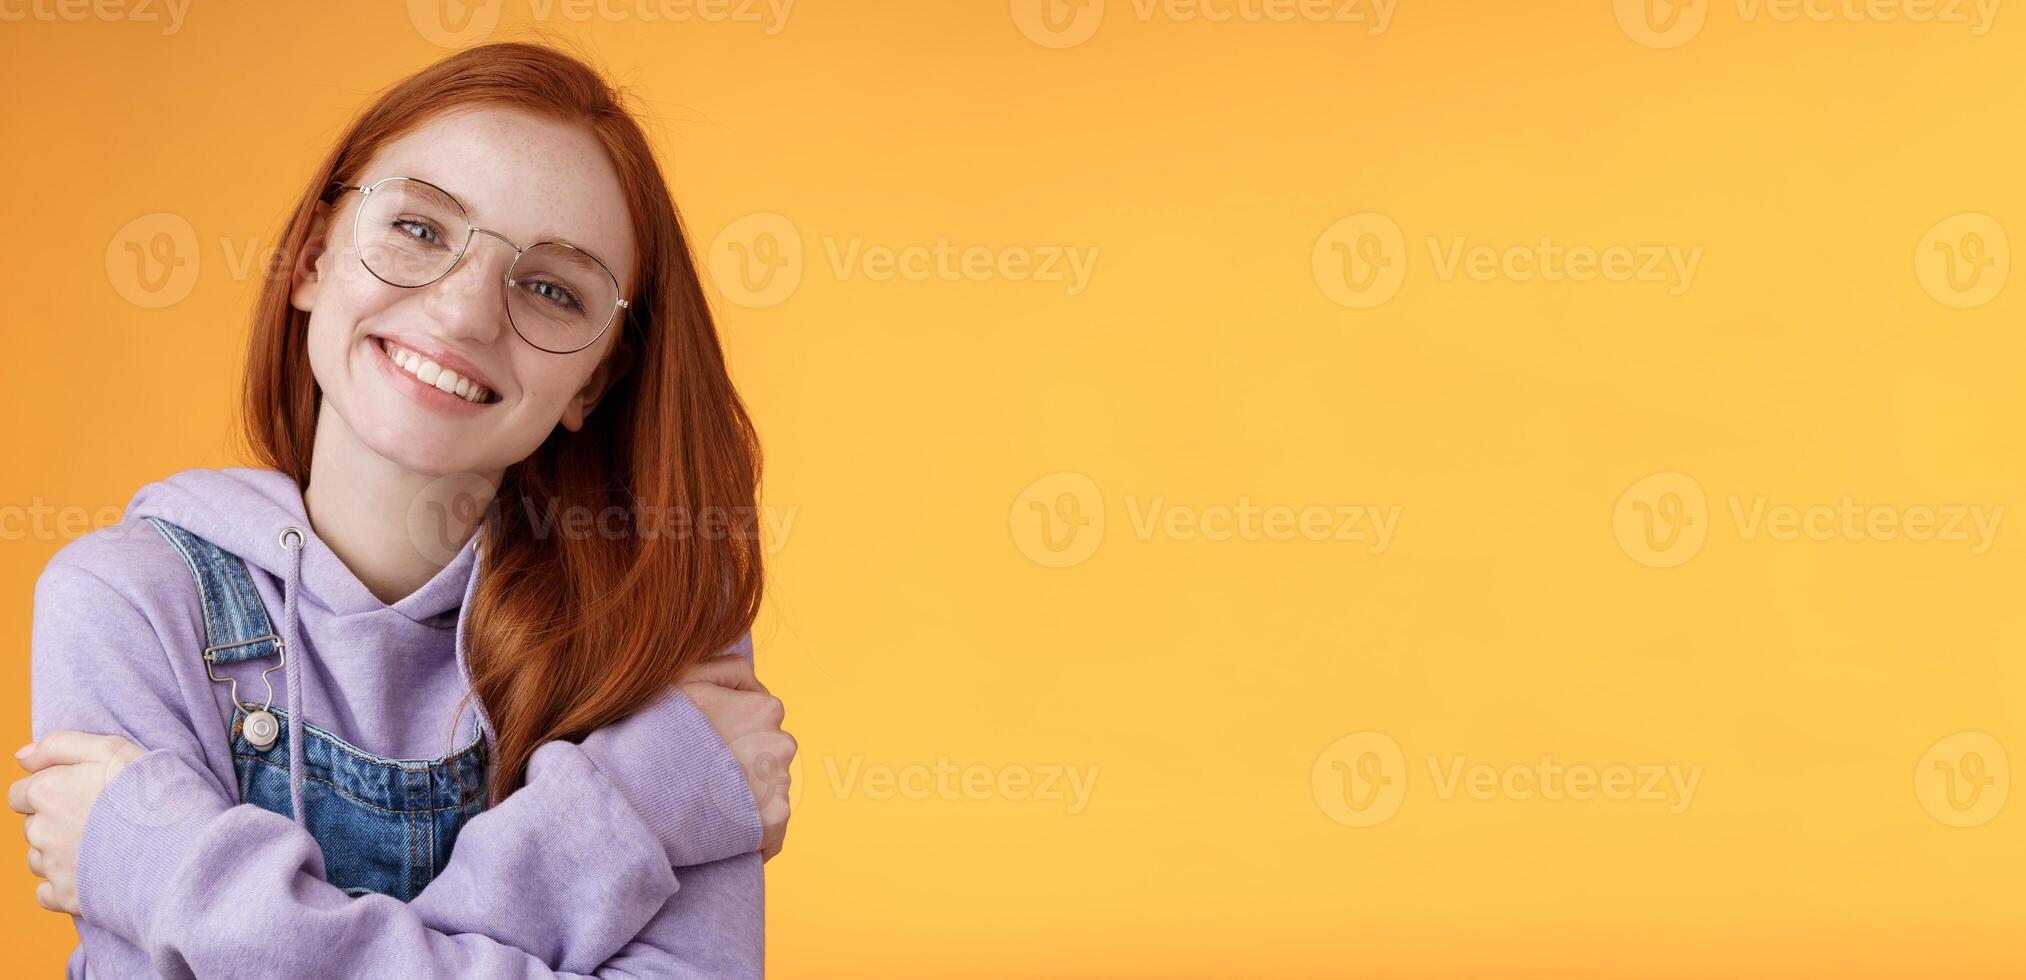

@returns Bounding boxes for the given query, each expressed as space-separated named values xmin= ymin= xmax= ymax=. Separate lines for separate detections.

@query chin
xmin=391 ymin=448 xmax=479 ymax=480
xmin=357 ymin=419 xmax=490 ymax=478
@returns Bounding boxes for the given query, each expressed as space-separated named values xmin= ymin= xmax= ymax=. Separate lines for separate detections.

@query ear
xmin=558 ymin=345 xmax=624 ymax=433
xmin=289 ymin=202 xmax=333 ymax=314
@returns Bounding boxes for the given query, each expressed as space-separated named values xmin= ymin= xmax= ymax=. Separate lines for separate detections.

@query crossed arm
xmin=10 ymin=559 xmax=793 ymax=978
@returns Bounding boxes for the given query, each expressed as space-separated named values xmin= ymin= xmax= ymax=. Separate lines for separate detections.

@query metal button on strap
xmin=244 ymin=709 xmax=280 ymax=750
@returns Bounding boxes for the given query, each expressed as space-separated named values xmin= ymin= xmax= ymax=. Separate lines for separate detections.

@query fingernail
xmin=15 ymin=742 xmax=33 ymax=759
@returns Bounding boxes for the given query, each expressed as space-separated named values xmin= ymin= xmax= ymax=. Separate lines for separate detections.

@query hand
xmin=679 ymin=656 xmax=795 ymax=862
xmin=8 ymin=732 xmax=146 ymax=915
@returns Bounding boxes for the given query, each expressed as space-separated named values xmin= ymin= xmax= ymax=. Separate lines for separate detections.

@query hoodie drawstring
xmin=279 ymin=526 xmax=308 ymax=829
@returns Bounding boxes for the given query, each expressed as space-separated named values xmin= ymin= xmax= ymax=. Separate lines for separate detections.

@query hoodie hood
xmin=125 ymin=466 xmax=488 ymax=829
xmin=127 ymin=467 xmax=478 ymax=622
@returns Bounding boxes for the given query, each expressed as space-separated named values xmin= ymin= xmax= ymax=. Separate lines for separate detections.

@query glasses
xmin=329 ymin=176 xmax=628 ymax=354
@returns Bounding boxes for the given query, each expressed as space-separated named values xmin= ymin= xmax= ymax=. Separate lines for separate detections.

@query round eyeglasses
xmin=329 ymin=176 xmax=629 ymax=354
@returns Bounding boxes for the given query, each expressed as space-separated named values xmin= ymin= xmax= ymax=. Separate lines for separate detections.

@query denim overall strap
xmin=143 ymin=516 xmax=490 ymax=900
xmin=145 ymin=517 xmax=284 ymax=685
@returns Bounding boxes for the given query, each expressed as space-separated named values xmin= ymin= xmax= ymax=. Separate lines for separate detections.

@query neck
xmin=303 ymin=402 xmax=501 ymax=605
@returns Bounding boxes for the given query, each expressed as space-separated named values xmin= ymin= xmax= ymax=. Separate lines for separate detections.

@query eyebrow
xmin=387 ymin=174 xmax=613 ymax=258
xmin=389 ymin=177 xmax=462 ymax=214
xmin=522 ymin=243 xmax=611 ymax=277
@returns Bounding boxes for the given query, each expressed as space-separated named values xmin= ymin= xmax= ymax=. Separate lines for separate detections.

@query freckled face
xmin=292 ymin=107 xmax=638 ymax=478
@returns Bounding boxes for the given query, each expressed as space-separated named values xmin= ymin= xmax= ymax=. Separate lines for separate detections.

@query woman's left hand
xmin=8 ymin=732 xmax=146 ymax=915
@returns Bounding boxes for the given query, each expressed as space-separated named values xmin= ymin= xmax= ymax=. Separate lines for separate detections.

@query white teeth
xmin=382 ymin=340 xmax=491 ymax=404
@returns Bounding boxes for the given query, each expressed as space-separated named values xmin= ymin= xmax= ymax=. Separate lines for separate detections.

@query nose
xmin=419 ymin=229 xmax=513 ymax=345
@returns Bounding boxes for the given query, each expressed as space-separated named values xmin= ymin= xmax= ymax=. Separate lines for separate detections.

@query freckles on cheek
xmin=514 ymin=357 xmax=590 ymax=407
xmin=513 ymin=381 xmax=561 ymax=414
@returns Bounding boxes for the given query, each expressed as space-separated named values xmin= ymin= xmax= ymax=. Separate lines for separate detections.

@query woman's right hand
xmin=679 ymin=656 xmax=795 ymax=861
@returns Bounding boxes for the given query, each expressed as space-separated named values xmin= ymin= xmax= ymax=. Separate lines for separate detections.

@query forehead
xmin=361 ymin=107 xmax=636 ymax=292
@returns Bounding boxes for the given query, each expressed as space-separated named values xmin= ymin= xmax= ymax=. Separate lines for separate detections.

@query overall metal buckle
xmin=205 ymin=636 xmax=285 ymax=750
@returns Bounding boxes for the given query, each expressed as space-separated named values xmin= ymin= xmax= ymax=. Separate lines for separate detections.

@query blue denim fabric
xmin=147 ymin=517 xmax=489 ymax=900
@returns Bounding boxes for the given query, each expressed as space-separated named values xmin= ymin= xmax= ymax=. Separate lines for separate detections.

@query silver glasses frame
xmin=330 ymin=175 xmax=630 ymax=354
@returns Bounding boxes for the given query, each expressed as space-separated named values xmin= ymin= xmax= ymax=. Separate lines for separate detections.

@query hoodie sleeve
xmin=404 ymin=631 xmax=765 ymax=952
xmin=574 ymin=631 xmax=767 ymax=867
xmin=32 ymin=557 xmax=763 ymax=978
xmin=84 ymin=752 xmax=764 ymax=979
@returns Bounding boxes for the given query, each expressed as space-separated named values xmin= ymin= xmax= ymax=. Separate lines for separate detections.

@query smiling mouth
xmin=378 ymin=338 xmax=498 ymax=404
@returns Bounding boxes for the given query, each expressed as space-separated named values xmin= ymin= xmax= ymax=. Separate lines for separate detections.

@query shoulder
xmin=39 ymin=462 xmax=279 ymax=606
xmin=37 ymin=516 xmax=201 ymax=630
xmin=30 ymin=517 xmax=212 ymax=724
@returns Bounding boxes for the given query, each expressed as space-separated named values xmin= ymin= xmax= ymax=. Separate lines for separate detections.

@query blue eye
xmin=394 ymin=218 xmax=446 ymax=247
xmin=519 ymin=277 xmax=586 ymax=313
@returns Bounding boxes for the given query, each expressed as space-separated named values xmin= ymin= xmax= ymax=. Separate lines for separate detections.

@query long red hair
xmin=240 ymin=42 xmax=763 ymax=803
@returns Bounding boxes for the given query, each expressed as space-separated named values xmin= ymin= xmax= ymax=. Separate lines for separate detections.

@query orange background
xmin=3 ymin=1 xmax=2023 ymax=976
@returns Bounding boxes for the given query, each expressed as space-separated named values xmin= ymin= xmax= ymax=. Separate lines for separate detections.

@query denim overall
xmin=148 ymin=517 xmax=490 ymax=900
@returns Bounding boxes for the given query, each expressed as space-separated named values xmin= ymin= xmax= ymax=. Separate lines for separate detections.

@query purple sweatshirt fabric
xmin=27 ymin=467 xmax=767 ymax=978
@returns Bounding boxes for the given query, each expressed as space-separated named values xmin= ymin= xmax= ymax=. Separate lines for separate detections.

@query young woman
xmin=8 ymin=42 xmax=793 ymax=977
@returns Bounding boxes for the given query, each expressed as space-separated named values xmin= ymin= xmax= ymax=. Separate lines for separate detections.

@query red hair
xmin=240 ymin=41 xmax=763 ymax=803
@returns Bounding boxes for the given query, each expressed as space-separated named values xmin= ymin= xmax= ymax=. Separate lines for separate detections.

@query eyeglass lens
xmin=353 ymin=177 xmax=621 ymax=352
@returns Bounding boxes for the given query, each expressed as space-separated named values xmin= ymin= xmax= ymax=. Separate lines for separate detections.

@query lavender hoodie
xmin=28 ymin=467 xmax=767 ymax=978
